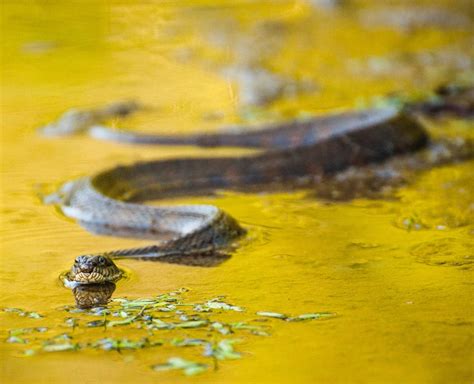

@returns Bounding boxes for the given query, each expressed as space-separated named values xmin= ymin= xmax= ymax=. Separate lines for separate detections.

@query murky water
xmin=1 ymin=1 xmax=473 ymax=383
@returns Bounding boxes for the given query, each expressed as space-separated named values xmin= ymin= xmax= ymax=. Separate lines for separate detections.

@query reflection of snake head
xmin=68 ymin=255 xmax=122 ymax=284
xmin=72 ymin=282 xmax=116 ymax=309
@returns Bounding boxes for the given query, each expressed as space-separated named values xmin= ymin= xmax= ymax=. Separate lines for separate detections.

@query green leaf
xmin=2 ymin=308 xmax=45 ymax=319
xmin=150 ymin=319 xmax=171 ymax=329
xmin=2 ymin=307 xmax=24 ymax=314
xmin=27 ymin=312 xmax=44 ymax=319
xmin=119 ymin=311 xmax=129 ymax=318
xmin=231 ymin=322 xmax=263 ymax=331
xmin=92 ymin=337 xmax=162 ymax=351
xmin=293 ymin=312 xmax=335 ymax=321
xmin=204 ymin=298 xmax=244 ymax=312
xmin=8 ymin=328 xmax=30 ymax=336
xmin=193 ymin=305 xmax=212 ymax=313
xmin=113 ymin=298 xmax=156 ymax=308
xmin=64 ymin=318 xmax=79 ymax=328
xmin=174 ymin=320 xmax=208 ymax=329
xmin=211 ymin=322 xmax=233 ymax=335
xmin=87 ymin=320 xmax=106 ymax=328
xmin=152 ymin=357 xmax=208 ymax=376
xmin=53 ymin=333 xmax=72 ymax=341
xmin=204 ymin=339 xmax=241 ymax=360
xmin=6 ymin=336 xmax=27 ymax=344
xmin=251 ymin=329 xmax=271 ymax=336
xmin=42 ymin=343 xmax=78 ymax=352
xmin=107 ymin=317 xmax=135 ymax=327
xmin=256 ymin=311 xmax=287 ymax=319
xmin=8 ymin=330 xmax=25 ymax=337
xmin=93 ymin=338 xmax=119 ymax=351
xmin=230 ymin=322 xmax=270 ymax=335
xmin=171 ymin=338 xmax=207 ymax=347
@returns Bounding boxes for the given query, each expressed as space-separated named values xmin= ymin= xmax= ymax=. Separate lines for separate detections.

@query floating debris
xmin=287 ymin=313 xmax=336 ymax=321
xmin=152 ymin=357 xmax=208 ymax=376
xmin=1 ymin=289 xmax=335 ymax=376
xmin=256 ymin=311 xmax=288 ymax=319
xmin=204 ymin=339 xmax=241 ymax=361
xmin=1 ymin=308 xmax=45 ymax=319
xmin=42 ymin=343 xmax=79 ymax=353
xmin=256 ymin=311 xmax=336 ymax=321
xmin=171 ymin=338 xmax=207 ymax=347
xmin=202 ymin=297 xmax=244 ymax=312
xmin=92 ymin=338 xmax=163 ymax=351
xmin=6 ymin=336 xmax=27 ymax=344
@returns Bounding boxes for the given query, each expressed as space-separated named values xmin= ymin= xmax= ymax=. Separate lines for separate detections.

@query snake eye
xmin=97 ymin=256 xmax=106 ymax=265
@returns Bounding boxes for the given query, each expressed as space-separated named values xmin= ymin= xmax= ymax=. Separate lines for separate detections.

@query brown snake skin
xmin=42 ymin=86 xmax=473 ymax=285
xmin=44 ymin=105 xmax=431 ymax=284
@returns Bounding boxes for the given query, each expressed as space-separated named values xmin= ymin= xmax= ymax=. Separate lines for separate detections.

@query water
xmin=1 ymin=1 xmax=473 ymax=383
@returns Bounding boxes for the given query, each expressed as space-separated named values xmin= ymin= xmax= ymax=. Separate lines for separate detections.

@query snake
xmin=43 ymin=85 xmax=473 ymax=287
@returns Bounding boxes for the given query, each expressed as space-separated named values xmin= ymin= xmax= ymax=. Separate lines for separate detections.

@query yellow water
xmin=1 ymin=1 xmax=473 ymax=383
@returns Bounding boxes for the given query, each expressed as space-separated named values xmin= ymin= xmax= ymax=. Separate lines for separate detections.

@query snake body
xmin=46 ymin=106 xmax=430 ymax=284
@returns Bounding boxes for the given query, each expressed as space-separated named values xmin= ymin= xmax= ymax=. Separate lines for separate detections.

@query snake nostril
xmin=81 ymin=265 xmax=94 ymax=273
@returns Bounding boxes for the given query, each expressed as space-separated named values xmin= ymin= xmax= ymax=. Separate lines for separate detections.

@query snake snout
xmin=68 ymin=254 xmax=123 ymax=284
xmin=74 ymin=255 xmax=95 ymax=272
xmin=79 ymin=264 xmax=94 ymax=273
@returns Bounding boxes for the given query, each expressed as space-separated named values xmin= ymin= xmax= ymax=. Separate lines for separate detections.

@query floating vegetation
xmin=152 ymin=357 xmax=208 ymax=376
xmin=1 ymin=307 xmax=45 ymax=319
xmin=1 ymin=289 xmax=335 ymax=376
xmin=204 ymin=339 xmax=242 ymax=361
xmin=93 ymin=337 xmax=164 ymax=351
xmin=256 ymin=311 xmax=288 ymax=319
xmin=256 ymin=311 xmax=336 ymax=321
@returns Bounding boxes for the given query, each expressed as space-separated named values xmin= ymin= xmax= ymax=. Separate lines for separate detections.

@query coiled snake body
xmin=42 ymin=104 xmax=433 ymax=284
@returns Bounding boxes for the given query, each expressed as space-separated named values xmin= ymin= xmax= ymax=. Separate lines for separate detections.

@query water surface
xmin=1 ymin=1 xmax=473 ymax=383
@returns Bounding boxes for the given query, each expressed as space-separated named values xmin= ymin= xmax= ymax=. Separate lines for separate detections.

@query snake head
xmin=68 ymin=255 xmax=122 ymax=284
